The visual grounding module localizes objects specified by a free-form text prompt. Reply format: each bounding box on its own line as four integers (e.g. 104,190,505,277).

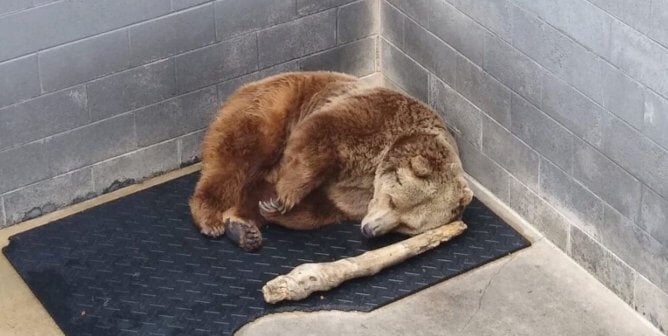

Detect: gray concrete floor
238,239,662,336
0,166,663,335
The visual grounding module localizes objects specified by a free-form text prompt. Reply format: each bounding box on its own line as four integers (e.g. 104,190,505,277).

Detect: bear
189,71,473,251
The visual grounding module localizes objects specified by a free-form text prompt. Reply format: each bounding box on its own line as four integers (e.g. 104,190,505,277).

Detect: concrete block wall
2,1,666,333
380,0,668,333
0,0,379,228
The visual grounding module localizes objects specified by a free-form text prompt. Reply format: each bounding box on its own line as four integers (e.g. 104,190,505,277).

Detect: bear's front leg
259,143,335,216
259,165,327,216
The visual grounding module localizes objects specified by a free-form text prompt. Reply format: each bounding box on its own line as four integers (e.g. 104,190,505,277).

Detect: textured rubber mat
3,172,529,336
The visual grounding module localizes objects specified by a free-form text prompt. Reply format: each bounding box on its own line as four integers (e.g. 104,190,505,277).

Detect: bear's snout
361,212,398,238
361,222,376,238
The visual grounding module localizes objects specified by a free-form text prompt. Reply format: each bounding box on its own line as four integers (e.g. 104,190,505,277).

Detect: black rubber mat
3,172,529,336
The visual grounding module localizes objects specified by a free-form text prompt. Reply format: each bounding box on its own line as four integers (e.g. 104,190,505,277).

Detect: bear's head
361,132,473,238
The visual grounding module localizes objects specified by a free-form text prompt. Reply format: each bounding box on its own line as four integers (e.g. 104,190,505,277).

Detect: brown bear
189,71,473,251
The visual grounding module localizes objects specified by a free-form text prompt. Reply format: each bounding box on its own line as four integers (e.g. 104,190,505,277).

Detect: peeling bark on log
262,221,467,304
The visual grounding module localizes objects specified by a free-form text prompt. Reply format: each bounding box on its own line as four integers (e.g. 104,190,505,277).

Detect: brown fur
190,71,473,251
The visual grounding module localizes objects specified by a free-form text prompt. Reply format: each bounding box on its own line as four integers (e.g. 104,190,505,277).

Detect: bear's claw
259,198,289,215
225,219,263,251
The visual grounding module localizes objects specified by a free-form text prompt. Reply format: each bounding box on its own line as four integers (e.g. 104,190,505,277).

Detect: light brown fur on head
361,133,473,238
190,71,473,250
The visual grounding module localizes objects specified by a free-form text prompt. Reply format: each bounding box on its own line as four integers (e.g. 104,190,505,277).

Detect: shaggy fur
190,71,473,251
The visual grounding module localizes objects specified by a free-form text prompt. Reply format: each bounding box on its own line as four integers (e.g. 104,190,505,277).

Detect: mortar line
0,195,6,227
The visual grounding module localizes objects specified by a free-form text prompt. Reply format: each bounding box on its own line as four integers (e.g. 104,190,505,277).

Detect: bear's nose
360,223,375,238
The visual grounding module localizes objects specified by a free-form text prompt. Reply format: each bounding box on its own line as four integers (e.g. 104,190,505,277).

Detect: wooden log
262,221,467,304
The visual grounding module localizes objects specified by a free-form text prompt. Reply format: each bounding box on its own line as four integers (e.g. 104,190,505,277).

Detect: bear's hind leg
191,100,286,246
190,173,231,237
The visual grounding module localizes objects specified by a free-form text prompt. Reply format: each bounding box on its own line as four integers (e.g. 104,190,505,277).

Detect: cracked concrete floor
238,240,662,336
0,166,663,335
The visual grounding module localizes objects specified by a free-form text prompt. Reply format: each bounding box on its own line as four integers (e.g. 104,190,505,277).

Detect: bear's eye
388,197,397,209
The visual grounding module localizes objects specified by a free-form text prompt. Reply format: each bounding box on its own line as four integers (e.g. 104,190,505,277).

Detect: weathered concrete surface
237,240,662,336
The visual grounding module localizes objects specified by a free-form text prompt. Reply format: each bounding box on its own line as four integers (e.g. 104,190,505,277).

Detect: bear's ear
409,155,432,177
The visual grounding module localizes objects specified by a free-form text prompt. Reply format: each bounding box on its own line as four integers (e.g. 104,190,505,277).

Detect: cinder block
635,275,668,334
444,0,513,42
179,130,206,164
171,0,211,11
216,0,297,41
386,0,430,23
572,141,642,221
643,89,668,150
512,0,612,58
359,72,382,86
587,0,651,34
301,37,376,77
610,21,668,99
39,29,130,92
0,0,32,16
0,142,51,194
482,116,539,189
297,0,357,16
429,75,482,149
404,19,457,86
129,3,215,66
455,55,511,128
255,59,302,78
509,178,570,251
0,0,170,62
569,225,635,304
0,55,40,109
601,205,668,294
648,0,668,48
539,158,604,238
600,117,668,199
92,140,179,194
0,86,89,151
483,35,544,106
380,39,428,103
600,63,644,130
45,113,136,175
510,93,575,172
507,177,536,223
135,86,218,147
380,0,405,49
174,34,258,93
382,75,408,94
3,168,94,225
540,73,607,147
639,187,668,246
428,0,487,65
217,74,258,103
258,10,337,68
217,60,301,102
510,6,603,104
458,137,510,202
87,59,177,121
338,0,378,44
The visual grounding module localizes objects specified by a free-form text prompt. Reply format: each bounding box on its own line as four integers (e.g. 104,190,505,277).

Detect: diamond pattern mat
3,172,529,336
